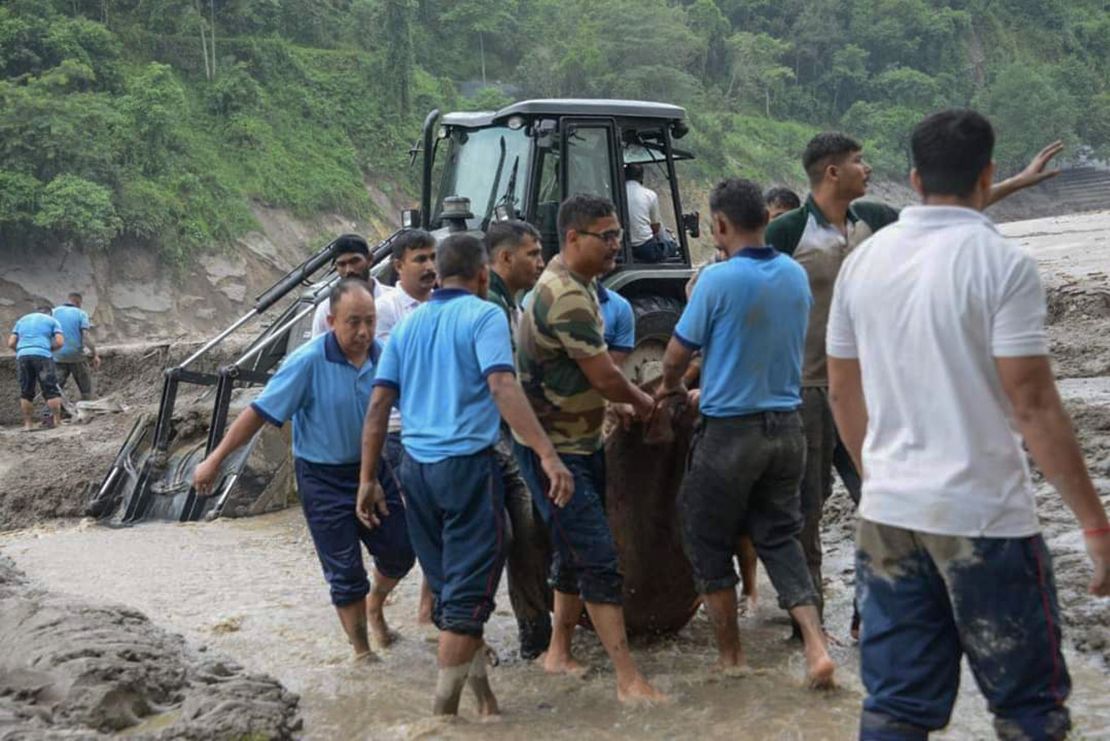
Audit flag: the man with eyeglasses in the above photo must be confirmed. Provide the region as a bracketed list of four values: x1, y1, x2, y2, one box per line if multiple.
[514, 193, 666, 705]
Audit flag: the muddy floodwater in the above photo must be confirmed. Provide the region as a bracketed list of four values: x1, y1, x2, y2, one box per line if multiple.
[3, 509, 1107, 739]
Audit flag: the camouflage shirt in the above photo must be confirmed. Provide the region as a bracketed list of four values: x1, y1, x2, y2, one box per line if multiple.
[515, 255, 608, 454]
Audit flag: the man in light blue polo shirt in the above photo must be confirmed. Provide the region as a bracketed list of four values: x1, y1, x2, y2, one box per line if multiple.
[656, 178, 835, 688]
[193, 278, 414, 661]
[597, 284, 635, 364]
[53, 292, 100, 403]
[359, 234, 573, 718]
[8, 303, 65, 430]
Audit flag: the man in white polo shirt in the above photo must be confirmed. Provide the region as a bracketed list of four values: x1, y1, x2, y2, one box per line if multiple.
[310, 234, 393, 338]
[827, 109, 1109, 739]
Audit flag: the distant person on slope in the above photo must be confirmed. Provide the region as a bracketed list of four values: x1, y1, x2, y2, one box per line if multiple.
[8, 302, 65, 431]
[194, 278, 415, 661]
[53, 292, 100, 406]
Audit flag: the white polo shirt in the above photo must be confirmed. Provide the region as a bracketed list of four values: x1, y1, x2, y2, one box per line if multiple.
[310, 277, 393, 339]
[625, 179, 662, 247]
[827, 206, 1047, 538]
[374, 285, 425, 432]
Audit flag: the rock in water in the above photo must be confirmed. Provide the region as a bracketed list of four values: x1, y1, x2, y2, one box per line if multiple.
[604, 400, 698, 636]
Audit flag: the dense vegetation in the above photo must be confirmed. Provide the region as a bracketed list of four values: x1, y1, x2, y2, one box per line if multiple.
[2, 0, 1108, 261]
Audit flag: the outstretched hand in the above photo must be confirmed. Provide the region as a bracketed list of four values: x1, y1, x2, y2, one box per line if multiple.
[1012, 140, 1064, 190]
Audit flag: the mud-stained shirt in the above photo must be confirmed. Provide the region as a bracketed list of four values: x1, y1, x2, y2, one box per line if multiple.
[765, 195, 899, 387]
[515, 254, 608, 454]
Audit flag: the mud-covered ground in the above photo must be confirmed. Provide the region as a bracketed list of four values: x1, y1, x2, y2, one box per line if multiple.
[0, 211, 1107, 737]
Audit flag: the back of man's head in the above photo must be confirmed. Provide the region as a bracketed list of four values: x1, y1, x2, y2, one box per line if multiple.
[557, 194, 616, 246]
[803, 132, 862, 185]
[67, 292, 83, 306]
[393, 228, 436, 261]
[437, 233, 488, 281]
[36, 301, 54, 314]
[329, 277, 373, 313]
[911, 109, 995, 198]
[333, 233, 370, 259]
[709, 178, 767, 231]
[764, 186, 801, 213]
[485, 219, 541, 258]
[624, 163, 644, 183]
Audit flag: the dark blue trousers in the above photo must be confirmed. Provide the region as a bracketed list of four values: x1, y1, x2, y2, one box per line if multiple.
[295, 457, 415, 606]
[399, 448, 506, 637]
[856, 520, 1071, 740]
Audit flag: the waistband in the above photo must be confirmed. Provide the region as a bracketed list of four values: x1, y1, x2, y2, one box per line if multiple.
[294, 458, 361, 475]
[701, 410, 801, 434]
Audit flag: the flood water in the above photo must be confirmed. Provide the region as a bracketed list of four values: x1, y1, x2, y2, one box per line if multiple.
[3, 509, 1108, 739]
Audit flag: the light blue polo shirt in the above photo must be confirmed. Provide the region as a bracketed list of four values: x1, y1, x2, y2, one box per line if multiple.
[674, 247, 811, 417]
[597, 285, 635, 353]
[374, 288, 514, 463]
[251, 332, 381, 465]
[52, 304, 90, 362]
[11, 312, 63, 359]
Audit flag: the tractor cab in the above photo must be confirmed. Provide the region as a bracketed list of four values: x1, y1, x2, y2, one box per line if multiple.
[409, 99, 700, 277]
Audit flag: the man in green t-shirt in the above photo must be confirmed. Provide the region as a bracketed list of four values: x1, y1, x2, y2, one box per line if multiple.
[514, 194, 665, 705]
[766, 131, 1063, 631]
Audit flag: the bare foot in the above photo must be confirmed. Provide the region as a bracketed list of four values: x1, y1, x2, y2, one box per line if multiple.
[710, 658, 752, 678]
[367, 610, 395, 649]
[617, 675, 670, 705]
[469, 677, 500, 718]
[804, 646, 836, 690]
[536, 651, 589, 678]
[352, 649, 380, 664]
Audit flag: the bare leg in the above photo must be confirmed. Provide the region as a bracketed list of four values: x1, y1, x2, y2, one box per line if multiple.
[19, 399, 34, 431]
[418, 577, 434, 625]
[367, 568, 400, 649]
[737, 536, 759, 613]
[584, 601, 668, 704]
[539, 590, 588, 676]
[702, 588, 749, 673]
[47, 398, 62, 427]
[336, 598, 374, 659]
[467, 645, 500, 718]
[789, 604, 835, 688]
[434, 631, 484, 715]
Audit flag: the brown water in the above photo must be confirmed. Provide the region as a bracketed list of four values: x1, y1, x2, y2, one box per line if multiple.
[2, 510, 1107, 739]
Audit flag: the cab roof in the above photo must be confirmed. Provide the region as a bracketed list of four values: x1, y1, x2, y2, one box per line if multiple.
[440, 99, 686, 128]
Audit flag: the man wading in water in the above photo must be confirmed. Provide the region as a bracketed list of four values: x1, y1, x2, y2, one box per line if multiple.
[359, 234, 573, 717]
[194, 278, 414, 660]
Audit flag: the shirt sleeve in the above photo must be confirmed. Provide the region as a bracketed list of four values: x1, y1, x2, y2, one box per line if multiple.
[373, 331, 402, 392]
[547, 288, 607, 359]
[648, 191, 662, 224]
[80, 311, 90, 330]
[992, 253, 1048, 357]
[251, 352, 312, 426]
[610, 299, 635, 351]
[674, 271, 713, 350]
[826, 267, 858, 359]
[375, 295, 398, 342]
[310, 300, 330, 338]
[474, 305, 515, 376]
[51, 318, 64, 337]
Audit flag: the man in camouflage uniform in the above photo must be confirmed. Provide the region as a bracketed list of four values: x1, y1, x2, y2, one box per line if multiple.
[513, 194, 665, 705]
[483, 219, 553, 659]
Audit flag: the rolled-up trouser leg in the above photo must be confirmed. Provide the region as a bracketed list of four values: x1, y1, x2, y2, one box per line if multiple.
[496, 433, 552, 658]
[799, 387, 834, 617]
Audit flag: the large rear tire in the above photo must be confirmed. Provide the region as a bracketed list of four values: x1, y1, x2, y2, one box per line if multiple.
[624, 295, 684, 386]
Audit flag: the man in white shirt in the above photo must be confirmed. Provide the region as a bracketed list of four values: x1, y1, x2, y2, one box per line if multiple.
[310, 234, 394, 338]
[624, 164, 677, 263]
[827, 109, 1109, 739]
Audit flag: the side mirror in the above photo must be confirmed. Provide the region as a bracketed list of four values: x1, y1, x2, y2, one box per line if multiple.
[401, 208, 421, 229]
[683, 211, 700, 239]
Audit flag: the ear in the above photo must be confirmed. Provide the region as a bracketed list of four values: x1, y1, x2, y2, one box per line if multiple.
[712, 213, 728, 236]
[825, 163, 839, 182]
[909, 168, 926, 199]
[326, 312, 336, 329]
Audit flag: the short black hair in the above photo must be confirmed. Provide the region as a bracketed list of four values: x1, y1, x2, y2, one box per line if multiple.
[911, 109, 995, 197]
[624, 163, 644, 182]
[37, 301, 54, 314]
[557, 194, 616, 245]
[392, 228, 436, 261]
[803, 132, 862, 184]
[328, 277, 373, 314]
[764, 186, 801, 211]
[709, 178, 767, 231]
[437, 233, 488, 281]
[332, 233, 369, 259]
[485, 219, 541, 257]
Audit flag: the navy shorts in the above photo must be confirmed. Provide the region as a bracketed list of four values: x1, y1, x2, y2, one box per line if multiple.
[17, 356, 61, 401]
[294, 457, 415, 607]
[856, 520, 1071, 740]
[399, 448, 506, 637]
[514, 442, 623, 605]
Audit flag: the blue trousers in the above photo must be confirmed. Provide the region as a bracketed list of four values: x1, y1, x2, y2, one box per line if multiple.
[856, 520, 1071, 740]
[295, 457, 415, 606]
[515, 443, 623, 605]
[400, 448, 506, 637]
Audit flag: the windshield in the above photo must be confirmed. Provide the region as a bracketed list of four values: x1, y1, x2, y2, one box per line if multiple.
[433, 126, 531, 228]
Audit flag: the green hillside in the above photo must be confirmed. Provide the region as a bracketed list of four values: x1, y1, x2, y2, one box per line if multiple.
[2, 0, 1108, 261]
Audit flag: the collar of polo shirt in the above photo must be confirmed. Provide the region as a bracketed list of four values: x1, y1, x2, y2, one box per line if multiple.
[324, 331, 379, 366]
[430, 287, 470, 302]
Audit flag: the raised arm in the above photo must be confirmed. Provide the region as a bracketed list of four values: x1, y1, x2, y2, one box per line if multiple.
[987, 141, 1064, 206]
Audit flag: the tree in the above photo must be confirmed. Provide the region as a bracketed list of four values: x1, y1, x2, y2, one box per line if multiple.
[726, 31, 794, 117]
[383, 0, 416, 115]
[974, 63, 1079, 171]
[33, 174, 121, 249]
[438, 0, 518, 85]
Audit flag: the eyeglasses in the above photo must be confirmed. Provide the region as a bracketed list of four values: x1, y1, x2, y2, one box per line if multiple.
[579, 229, 624, 243]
